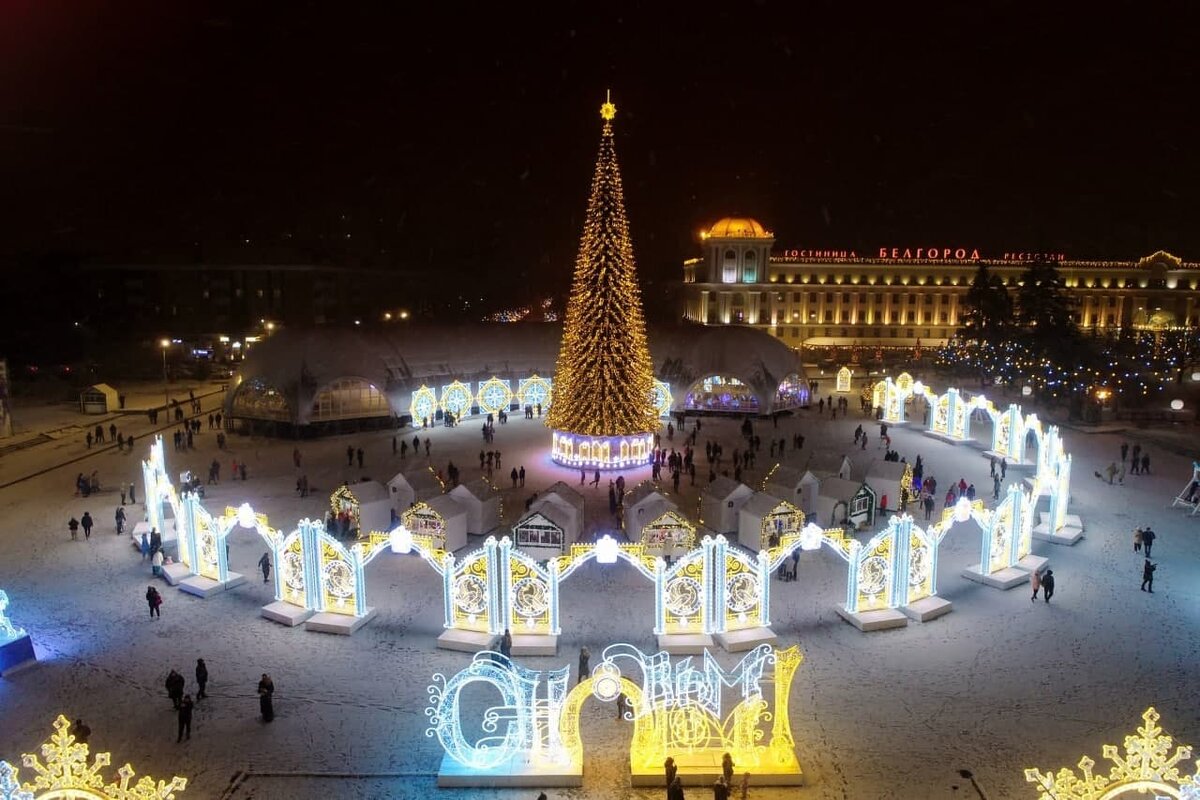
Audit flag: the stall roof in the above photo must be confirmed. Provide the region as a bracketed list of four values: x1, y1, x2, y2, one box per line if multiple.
[819, 477, 868, 503]
[346, 480, 389, 503]
[702, 475, 751, 502]
[422, 494, 468, 520]
[741, 491, 793, 518]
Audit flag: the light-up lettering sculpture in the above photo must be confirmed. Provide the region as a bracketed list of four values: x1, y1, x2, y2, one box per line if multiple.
[1024, 707, 1200, 800]
[426, 644, 803, 787]
[0, 715, 188, 799]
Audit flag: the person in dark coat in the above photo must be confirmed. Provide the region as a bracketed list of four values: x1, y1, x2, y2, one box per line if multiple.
[721, 752, 735, 786]
[149, 528, 162, 555]
[195, 659, 208, 700]
[258, 552, 272, 583]
[177, 694, 193, 742]
[1142, 527, 1156, 558]
[713, 776, 730, 800]
[1141, 559, 1156, 593]
[165, 669, 185, 709]
[499, 629, 512, 659]
[665, 757, 678, 787]
[68, 517, 79, 540]
[146, 586, 162, 618]
[80, 512, 94, 540]
[258, 673, 275, 722]
[1041, 569, 1055, 603]
[115, 506, 126, 535]
[577, 647, 590, 685]
[70, 718, 91, 744]
[668, 776, 686, 800]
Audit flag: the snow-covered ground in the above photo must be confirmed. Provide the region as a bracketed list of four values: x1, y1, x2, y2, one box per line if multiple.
[2, 388, 1199, 800]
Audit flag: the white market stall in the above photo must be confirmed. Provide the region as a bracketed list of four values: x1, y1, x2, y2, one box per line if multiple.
[816, 477, 877, 529]
[699, 475, 753, 535]
[449, 478, 502, 535]
[79, 383, 119, 414]
[865, 459, 915, 513]
[738, 491, 805, 551]
[401, 494, 469, 552]
[387, 468, 443, 513]
[513, 482, 585, 555]
[330, 481, 393, 536]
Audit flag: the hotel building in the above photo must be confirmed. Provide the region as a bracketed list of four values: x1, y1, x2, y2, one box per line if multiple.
[681, 217, 1200, 350]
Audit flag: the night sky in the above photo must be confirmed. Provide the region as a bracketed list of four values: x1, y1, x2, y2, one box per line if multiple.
[2, 1, 1198, 309]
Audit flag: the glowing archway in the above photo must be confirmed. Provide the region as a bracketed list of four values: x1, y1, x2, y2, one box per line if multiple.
[684, 375, 760, 412]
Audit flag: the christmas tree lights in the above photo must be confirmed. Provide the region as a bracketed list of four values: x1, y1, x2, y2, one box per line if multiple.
[548, 93, 657, 469]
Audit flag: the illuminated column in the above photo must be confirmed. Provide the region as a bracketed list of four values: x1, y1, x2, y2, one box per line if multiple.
[756, 548, 771, 627]
[844, 540, 862, 612]
[1049, 455, 1072, 533]
[301, 520, 323, 611]
[652, 555, 666, 636]
[485, 537, 502, 636]
[891, 516, 912, 603]
[177, 492, 200, 577]
[549, 558, 562, 636]
[497, 537, 513, 628]
[441, 553, 456, 629]
[946, 389, 960, 439]
[704, 537, 719, 634]
[1006, 485, 1026, 565]
[961, 395, 973, 440]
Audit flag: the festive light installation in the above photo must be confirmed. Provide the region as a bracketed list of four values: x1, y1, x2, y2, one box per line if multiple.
[517, 374, 552, 411]
[547, 94, 657, 469]
[0, 591, 25, 645]
[410, 384, 437, 424]
[650, 379, 673, 418]
[476, 377, 513, 416]
[440, 380, 473, 420]
[426, 644, 803, 786]
[1024, 707, 1200, 799]
[0, 715, 188, 800]
[1171, 461, 1200, 516]
[836, 366, 852, 392]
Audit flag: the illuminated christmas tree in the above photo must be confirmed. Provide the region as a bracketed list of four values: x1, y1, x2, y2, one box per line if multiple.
[549, 93, 657, 468]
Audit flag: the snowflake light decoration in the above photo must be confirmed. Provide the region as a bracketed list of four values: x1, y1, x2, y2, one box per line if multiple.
[0, 715, 187, 800]
[1024, 707, 1200, 800]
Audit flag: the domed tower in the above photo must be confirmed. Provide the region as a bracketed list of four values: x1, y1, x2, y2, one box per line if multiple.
[699, 217, 775, 284]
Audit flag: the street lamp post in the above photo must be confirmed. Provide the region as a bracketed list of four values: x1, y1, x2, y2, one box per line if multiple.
[160, 339, 171, 411]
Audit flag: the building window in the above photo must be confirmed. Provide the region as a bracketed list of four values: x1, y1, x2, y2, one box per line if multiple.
[890, 312, 899, 323]
[939, 312, 948, 323]
[824, 310, 833, 322]
[908, 295, 917, 304]
[907, 311, 916, 323]
[1107, 315, 1116, 326]
[825, 292, 833, 303]
[923, 311, 932, 323]
[742, 250, 757, 283]
[723, 250, 738, 284]
[842, 293, 850, 303]
[924, 294, 934, 304]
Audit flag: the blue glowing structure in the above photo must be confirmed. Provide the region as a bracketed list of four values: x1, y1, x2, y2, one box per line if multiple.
[0, 590, 35, 677]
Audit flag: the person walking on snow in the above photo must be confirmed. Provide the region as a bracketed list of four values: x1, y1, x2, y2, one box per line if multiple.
[176, 694, 193, 742]
[1040, 569, 1055, 603]
[140, 532, 150, 561]
[165, 669, 185, 709]
[146, 586, 163, 617]
[1141, 559, 1156, 592]
[195, 659, 208, 700]
[1030, 569, 1041, 602]
[1142, 527, 1156, 558]
[258, 552, 272, 583]
[258, 674, 275, 722]
[1134, 528, 1143, 553]
[115, 506, 126, 535]
[80, 512, 94, 540]
[578, 647, 590, 685]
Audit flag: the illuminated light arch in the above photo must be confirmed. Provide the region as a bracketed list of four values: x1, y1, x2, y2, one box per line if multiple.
[0, 715, 188, 800]
[476, 377, 514, 416]
[443, 539, 500, 634]
[835, 366, 852, 393]
[659, 546, 712, 635]
[410, 385, 438, 424]
[501, 543, 556, 635]
[650, 379, 673, 417]
[684, 374, 760, 413]
[517, 374, 552, 410]
[1024, 707, 1200, 800]
[847, 526, 896, 613]
[711, 537, 769, 634]
[440, 380, 473, 420]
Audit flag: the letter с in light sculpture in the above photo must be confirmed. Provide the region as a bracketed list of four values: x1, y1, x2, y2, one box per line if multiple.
[0, 715, 188, 799]
[426, 643, 805, 788]
[0, 590, 35, 677]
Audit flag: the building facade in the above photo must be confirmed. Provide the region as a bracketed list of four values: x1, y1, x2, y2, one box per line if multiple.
[681, 217, 1200, 350]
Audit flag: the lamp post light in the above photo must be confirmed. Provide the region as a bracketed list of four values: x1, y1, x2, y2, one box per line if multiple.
[160, 339, 171, 410]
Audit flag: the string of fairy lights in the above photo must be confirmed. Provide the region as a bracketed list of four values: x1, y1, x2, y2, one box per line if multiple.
[936, 328, 1200, 399]
[546, 96, 658, 437]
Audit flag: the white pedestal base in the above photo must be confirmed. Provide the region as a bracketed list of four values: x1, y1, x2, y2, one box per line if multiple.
[179, 572, 246, 598]
[437, 752, 581, 788]
[161, 562, 191, 586]
[436, 628, 497, 653]
[713, 627, 777, 652]
[1033, 513, 1084, 544]
[631, 752, 804, 786]
[962, 564, 1029, 590]
[922, 430, 975, 446]
[984, 451, 1034, 470]
[656, 633, 714, 654]
[305, 607, 376, 635]
[902, 596, 953, 622]
[261, 600, 314, 627]
[0, 634, 37, 677]
[1015, 554, 1049, 575]
[510, 634, 558, 656]
[835, 605, 908, 631]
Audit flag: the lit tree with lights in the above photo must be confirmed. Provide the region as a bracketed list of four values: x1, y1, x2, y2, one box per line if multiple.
[548, 94, 657, 464]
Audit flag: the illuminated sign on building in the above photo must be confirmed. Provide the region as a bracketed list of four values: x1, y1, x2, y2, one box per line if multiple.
[772, 247, 1069, 263]
[878, 247, 981, 261]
